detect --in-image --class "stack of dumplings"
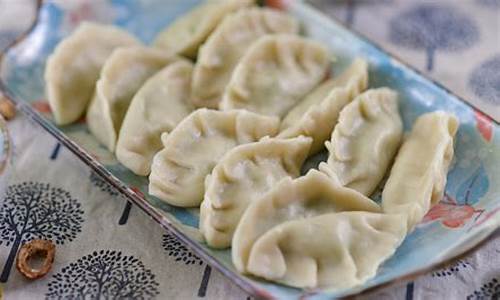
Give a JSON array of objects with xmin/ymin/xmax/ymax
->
[
  {"xmin": 45, "ymin": 22, "xmax": 140, "ymax": 125},
  {"xmin": 44, "ymin": 0, "xmax": 459, "ymax": 292},
  {"xmin": 87, "ymin": 46, "xmax": 178, "ymax": 151},
  {"xmin": 192, "ymin": 7, "xmax": 300, "ymax": 108}
]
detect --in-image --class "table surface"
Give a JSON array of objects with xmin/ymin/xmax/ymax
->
[{"xmin": 1, "ymin": 0, "xmax": 499, "ymax": 299}]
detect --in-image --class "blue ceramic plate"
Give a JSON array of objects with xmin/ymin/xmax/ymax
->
[{"xmin": 1, "ymin": 0, "xmax": 500, "ymax": 298}]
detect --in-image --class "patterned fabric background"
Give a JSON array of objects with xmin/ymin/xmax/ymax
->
[
  {"xmin": 1, "ymin": 115, "xmax": 247, "ymax": 299},
  {"xmin": 0, "ymin": 0, "xmax": 499, "ymax": 299},
  {"xmin": 311, "ymin": 0, "xmax": 500, "ymax": 123}
]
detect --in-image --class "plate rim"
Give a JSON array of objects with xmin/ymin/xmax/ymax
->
[{"xmin": 0, "ymin": 0, "xmax": 498, "ymax": 298}]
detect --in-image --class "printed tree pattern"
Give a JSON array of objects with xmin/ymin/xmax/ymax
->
[
  {"xmin": 89, "ymin": 171, "xmax": 134, "ymax": 225},
  {"xmin": 311, "ymin": 0, "xmax": 392, "ymax": 28},
  {"xmin": 118, "ymin": 201, "xmax": 133, "ymax": 225},
  {"xmin": 343, "ymin": 0, "xmax": 356, "ymax": 27},
  {"xmin": 89, "ymin": 171, "xmax": 119, "ymax": 197},
  {"xmin": 432, "ymin": 259, "xmax": 471, "ymax": 277},
  {"xmin": 390, "ymin": 4, "xmax": 478, "ymax": 71},
  {"xmin": 50, "ymin": 142, "xmax": 61, "ymax": 160},
  {"xmin": 0, "ymin": 182, "xmax": 84, "ymax": 282},
  {"xmin": 163, "ymin": 233, "xmax": 203, "ymax": 266},
  {"xmin": 477, "ymin": 0, "xmax": 500, "ymax": 7},
  {"xmin": 406, "ymin": 282, "xmax": 414, "ymax": 300},
  {"xmin": 46, "ymin": 249, "xmax": 159, "ymax": 299},
  {"xmin": 467, "ymin": 278, "xmax": 500, "ymax": 299},
  {"xmin": 338, "ymin": 0, "xmax": 393, "ymax": 27},
  {"xmin": 469, "ymin": 54, "xmax": 500, "ymax": 105},
  {"xmin": 163, "ymin": 233, "xmax": 211, "ymax": 297}
]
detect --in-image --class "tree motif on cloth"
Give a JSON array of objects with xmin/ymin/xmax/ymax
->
[
  {"xmin": 46, "ymin": 249, "xmax": 159, "ymax": 299},
  {"xmin": 0, "ymin": 182, "xmax": 84, "ymax": 282},
  {"xmin": 162, "ymin": 233, "xmax": 211, "ymax": 297},
  {"xmin": 390, "ymin": 4, "xmax": 478, "ymax": 71}
]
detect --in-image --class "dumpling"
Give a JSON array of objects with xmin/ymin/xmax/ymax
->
[
  {"xmin": 219, "ymin": 34, "xmax": 331, "ymax": 118},
  {"xmin": 247, "ymin": 212, "xmax": 407, "ymax": 289},
  {"xmin": 153, "ymin": 0, "xmax": 254, "ymax": 59},
  {"xmin": 382, "ymin": 111, "xmax": 458, "ymax": 231},
  {"xmin": 149, "ymin": 109, "xmax": 280, "ymax": 207},
  {"xmin": 278, "ymin": 58, "xmax": 368, "ymax": 154},
  {"xmin": 87, "ymin": 46, "xmax": 179, "ymax": 152},
  {"xmin": 279, "ymin": 59, "xmax": 368, "ymax": 132},
  {"xmin": 232, "ymin": 170, "xmax": 381, "ymax": 273},
  {"xmin": 200, "ymin": 136, "xmax": 312, "ymax": 249},
  {"xmin": 191, "ymin": 7, "xmax": 299, "ymax": 109},
  {"xmin": 45, "ymin": 22, "xmax": 139, "ymax": 125},
  {"xmin": 319, "ymin": 88, "xmax": 403, "ymax": 196},
  {"xmin": 116, "ymin": 59, "xmax": 194, "ymax": 176}
]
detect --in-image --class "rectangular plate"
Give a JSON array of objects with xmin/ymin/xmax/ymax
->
[{"xmin": 1, "ymin": 0, "xmax": 500, "ymax": 298}]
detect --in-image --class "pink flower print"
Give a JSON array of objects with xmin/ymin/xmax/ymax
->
[{"xmin": 422, "ymin": 195, "xmax": 484, "ymax": 229}]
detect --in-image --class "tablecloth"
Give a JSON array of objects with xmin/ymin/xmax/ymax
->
[{"xmin": 0, "ymin": 0, "xmax": 499, "ymax": 299}]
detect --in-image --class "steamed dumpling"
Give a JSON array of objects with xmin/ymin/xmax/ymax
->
[
  {"xmin": 247, "ymin": 212, "xmax": 407, "ymax": 290},
  {"xmin": 191, "ymin": 7, "xmax": 299, "ymax": 108},
  {"xmin": 200, "ymin": 136, "xmax": 312, "ymax": 249},
  {"xmin": 278, "ymin": 58, "xmax": 368, "ymax": 154},
  {"xmin": 87, "ymin": 46, "xmax": 178, "ymax": 152},
  {"xmin": 45, "ymin": 22, "xmax": 139, "ymax": 125},
  {"xmin": 219, "ymin": 34, "xmax": 331, "ymax": 118},
  {"xmin": 153, "ymin": 0, "xmax": 254, "ymax": 58},
  {"xmin": 116, "ymin": 59, "xmax": 194, "ymax": 176},
  {"xmin": 319, "ymin": 88, "xmax": 403, "ymax": 196},
  {"xmin": 382, "ymin": 111, "xmax": 458, "ymax": 231},
  {"xmin": 232, "ymin": 170, "xmax": 381, "ymax": 273},
  {"xmin": 149, "ymin": 109, "xmax": 280, "ymax": 207}
]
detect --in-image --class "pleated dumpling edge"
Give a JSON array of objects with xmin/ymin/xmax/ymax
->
[
  {"xmin": 149, "ymin": 109, "xmax": 280, "ymax": 207},
  {"xmin": 45, "ymin": 22, "xmax": 140, "ymax": 125}
]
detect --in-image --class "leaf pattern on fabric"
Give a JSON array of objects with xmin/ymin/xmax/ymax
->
[
  {"xmin": 432, "ymin": 259, "xmax": 472, "ymax": 277},
  {"xmin": 467, "ymin": 278, "xmax": 500, "ymax": 299},
  {"xmin": 309, "ymin": 0, "xmax": 393, "ymax": 28},
  {"xmin": 90, "ymin": 171, "xmax": 119, "ymax": 196},
  {"xmin": 0, "ymin": 182, "xmax": 84, "ymax": 282},
  {"xmin": 162, "ymin": 233, "xmax": 203, "ymax": 266},
  {"xmin": 46, "ymin": 249, "xmax": 159, "ymax": 299},
  {"xmin": 477, "ymin": 0, "xmax": 500, "ymax": 7},
  {"xmin": 469, "ymin": 54, "xmax": 500, "ymax": 105},
  {"xmin": 389, "ymin": 4, "xmax": 479, "ymax": 71},
  {"xmin": 89, "ymin": 171, "xmax": 136, "ymax": 225},
  {"xmin": 162, "ymin": 233, "xmax": 212, "ymax": 297}
]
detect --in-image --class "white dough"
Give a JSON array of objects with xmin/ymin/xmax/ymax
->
[
  {"xmin": 232, "ymin": 170, "xmax": 381, "ymax": 273},
  {"xmin": 153, "ymin": 0, "xmax": 254, "ymax": 58},
  {"xmin": 219, "ymin": 34, "xmax": 331, "ymax": 118},
  {"xmin": 86, "ymin": 46, "xmax": 178, "ymax": 152},
  {"xmin": 247, "ymin": 212, "xmax": 407, "ymax": 290},
  {"xmin": 45, "ymin": 22, "xmax": 139, "ymax": 125},
  {"xmin": 278, "ymin": 58, "xmax": 368, "ymax": 154},
  {"xmin": 191, "ymin": 7, "xmax": 299, "ymax": 108},
  {"xmin": 200, "ymin": 136, "xmax": 312, "ymax": 249},
  {"xmin": 149, "ymin": 109, "xmax": 280, "ymax": 207},
  {"xmin": 319, "ymin": 87, "xmax": 403, "ymax": 196},
  {"xmin": 116, "ymin": 59, "xmax": 194, "ymax": 176},
  {"xmin": 382, "ymin": 111, "xmax": 458, "ymax": 231}
]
